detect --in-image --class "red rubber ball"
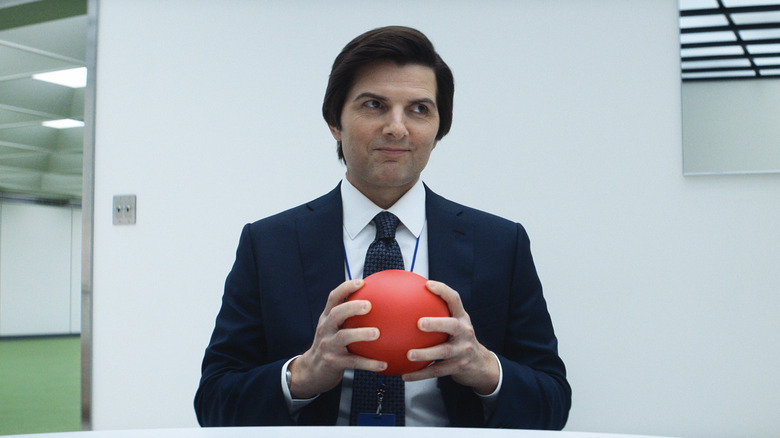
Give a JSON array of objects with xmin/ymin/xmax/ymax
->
[{"xmin": 343, "ymin": 270, "xmax": 449, "ymax": 376}]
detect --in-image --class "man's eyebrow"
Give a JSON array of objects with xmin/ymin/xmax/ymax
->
[
  {"xmin": 353, "ymin": 92, "xmax": 436, "ymax": 108},
  {"xmin": 353, "ymin": 92, "xmax": 387, "ymax": 102}
]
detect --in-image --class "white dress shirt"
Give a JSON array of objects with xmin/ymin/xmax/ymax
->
[{"xmin": 282, "ymin": 178, "xmax": 501, "ymax": 426}]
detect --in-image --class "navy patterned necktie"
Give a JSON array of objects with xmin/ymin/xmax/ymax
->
[{"xmin": 349, "ymin": 211, "xmax": 406, "ymax": 426}]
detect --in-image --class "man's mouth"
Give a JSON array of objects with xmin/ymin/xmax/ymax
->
[{"xmin": 375, "ymin": 145, "xmax": 410, "ymax": 154}]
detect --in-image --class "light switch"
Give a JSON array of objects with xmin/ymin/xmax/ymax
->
[{"xmin": 113, "ymin": 195, "xmax": 136, "ymax": 225}]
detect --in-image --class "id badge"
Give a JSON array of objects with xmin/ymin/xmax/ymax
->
[{"xmin": 357, "ymin": 413, "xmax": 396, "ymax": 426}]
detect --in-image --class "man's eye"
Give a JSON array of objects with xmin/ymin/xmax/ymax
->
[
  {"xmin": 412, "ymin": 104, "xmax": 430, "ymax": 114},
  {"xmin": 364, "ymin": 100, "xmax": 381, "ymax": 109}
]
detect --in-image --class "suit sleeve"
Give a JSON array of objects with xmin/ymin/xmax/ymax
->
[
  {"xmin": 486, "ymin": 223, "xmax": 571, "ymax": 429},
  {"xmin": 194, "ymin": 224, "xmax": 295, "ymax": 426}
]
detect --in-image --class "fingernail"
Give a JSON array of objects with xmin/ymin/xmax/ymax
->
[
  {"xmin": 354, "ymin": 279, "xmax": 363, "ymax": 287},
  {"xmin": 419, "ymin": 318, "xmax": 428, "ymax": 330},
  {"xmin": 408, "ymin": 351, "xmax": 417, "ymax": 360},
  {"xmin": 372, "ymin": 329, "xmax": 379, "ymax": 339}
]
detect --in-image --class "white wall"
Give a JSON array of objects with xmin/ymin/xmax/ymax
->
[
  {"xmin": 0, "ymin": 200, "xmax": 81, "ymax": 335},
  {"xmin": 91, "ymin": 1, "xmax": 780, "ymax": 437}
]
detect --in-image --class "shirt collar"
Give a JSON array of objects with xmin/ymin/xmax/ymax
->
[{"xmin": 341, "ymin": 178, "xmax": 426, "ymax": 240}]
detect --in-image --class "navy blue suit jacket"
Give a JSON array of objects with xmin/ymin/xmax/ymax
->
[{"xmin": 195, "ymin": 184, "xmax": 571, "ymax": 428}]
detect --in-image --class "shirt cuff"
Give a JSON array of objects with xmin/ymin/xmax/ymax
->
[
  {"xmin": 474, "ymin": 351, "xmax": 502, "ymax": 419},
  {"xmin": 281, "ymin": 356, "xmax": 319, "ymax": 416}
]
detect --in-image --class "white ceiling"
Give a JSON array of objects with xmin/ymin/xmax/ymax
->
[{"xmin": 0, "ymin": 14, "xmax": 86, "ymax": 200}]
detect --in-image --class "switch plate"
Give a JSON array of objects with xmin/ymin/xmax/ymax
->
[{"xmin": 113, "ymin": 195, "xmax": 136, "ymax": 225}]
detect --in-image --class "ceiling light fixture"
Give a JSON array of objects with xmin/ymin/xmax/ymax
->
[
  {"xmin": 32, "ymin": 67, "xmax": 87, "ymax": 88},
  {"xmin": 42, "ymin": 119, "xmax": 85, "ymax": 129}
]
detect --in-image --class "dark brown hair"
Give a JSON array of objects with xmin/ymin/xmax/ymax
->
[{"xmin": 322, "ymin": 26, "xmax": 454, "ymax": 162}]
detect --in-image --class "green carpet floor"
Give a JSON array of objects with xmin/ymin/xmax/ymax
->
[{"xmin": 0, "ymin": 336, "xmax": 81, "ymax": 436}]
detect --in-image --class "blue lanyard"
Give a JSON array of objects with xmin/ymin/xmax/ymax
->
[{"xmin": 344, "ymin": 234, "xmax": 420, "ymax": 281}]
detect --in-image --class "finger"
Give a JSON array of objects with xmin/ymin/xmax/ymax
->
[
  {"xmin": 324, "ymin": 279, "xmax": 364, "ymax": 313},
  {"xmin": 401, "ymin": 360, "xmax": 455, "ymax": 382},
  {"xmin": 344, "ymin": 354, "xmax": 388, "ymax": 374},
  {"xmin": 426, "ymin": 280, "xmax": 464, "ymax": 317},
  {"xmin": 337, "ymin": 326, "xmax": 380, "ymax": 347},
  {"xmin": 417, "ymin": 316, "xmax": 459, "ymax": 336},
  {"xmin": 328, "ymin": 299, "xmax": 372, "ymax": 328},
  {"xmin": 318, "ymin": 347, "xmax": 387, "ymax": 374},
  {"xmin": 407, "ymin": 342, "xmax": 455, "ymax": 363}
]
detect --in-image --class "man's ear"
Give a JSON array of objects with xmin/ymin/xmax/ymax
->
[{"xmin": 328, "ymin": 125, "xmax": 342, "ymax": 141}]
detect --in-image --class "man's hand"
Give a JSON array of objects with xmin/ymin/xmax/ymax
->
[
  {"xmin": 288, "ymin": 279, "xmax": 387, "ymax": 399},
  {"xmin": 402, "ymin": 280, "xmax": 500, "ymax": 395}
]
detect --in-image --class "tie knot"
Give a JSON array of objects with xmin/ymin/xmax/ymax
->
[{"xmin": 373, "ymin": 211, "xmax": 400, "ymax": 240}]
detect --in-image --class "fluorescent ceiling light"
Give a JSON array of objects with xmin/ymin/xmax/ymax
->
[
  {"xmin": 42, "ymin": 119, "xmax": 85, "ymax": 129},
  {"xmin": 747, "ymin": 43, "xmax": 780, "ymax": 54},
  {"xmin": 681, "ymin": 59, "xmax": 752, "ymax": 69},
  {"xmin": 680, "ymin": 15, "xmax": 729, "ymax": 29},
  {"xmin": 680, "ymin": 31, "xmax": 737, "ymax": 44},
  {"xmin": 723, "ymin": 0, "xmax": 780, "ymax": 7},
  {"xmin": 732, "ymin": 11, "xmax": 780, "ymax": 25},
  {"xmin": 681, "ymin": 46, "xmax": 745, "ymax": 57},
  {"xmin": 754, "ymin": 56, "xmax": 780, "ymax": 65},
  {"xmin": 679, "ymin": 0, "xmax": 719, "ymax": 11},
  {"xmin": 682, "ymin": 70, "xmax": 756, "ymax": 79},
  {"xmin": 32, "ymin": 67, "xmax": 87, "ymax": 88},
  {"xmin": 740, "ymin": 29, "xmax": 780, "ymax": 40}
]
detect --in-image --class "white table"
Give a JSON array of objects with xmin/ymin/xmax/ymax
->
[{"xmin": 9, "ymin": 427, "xmax": 677, "ymax": 438}]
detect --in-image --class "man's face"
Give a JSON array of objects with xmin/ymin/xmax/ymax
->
[{"xmin": 329, "ymin": 61, "xmax": 439, "ymax": 207}]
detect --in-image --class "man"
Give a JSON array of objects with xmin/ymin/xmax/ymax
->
[{"xmin": 195, "ymin": 26, "xmax": 571, "ymax": 429}]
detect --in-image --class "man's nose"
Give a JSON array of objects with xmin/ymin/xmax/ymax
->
[{"xmin": 382, "ymin": 108, "xmax": 408, "ymax": 139}]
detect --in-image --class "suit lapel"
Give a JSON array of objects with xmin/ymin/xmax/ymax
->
[
  {"xmin": 425, "ymin": 186, "xmax": 474, "ymax": 306},
  {"xmin": 296, "ymin": 184, "xmax": 345, "ymax": 331}
]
